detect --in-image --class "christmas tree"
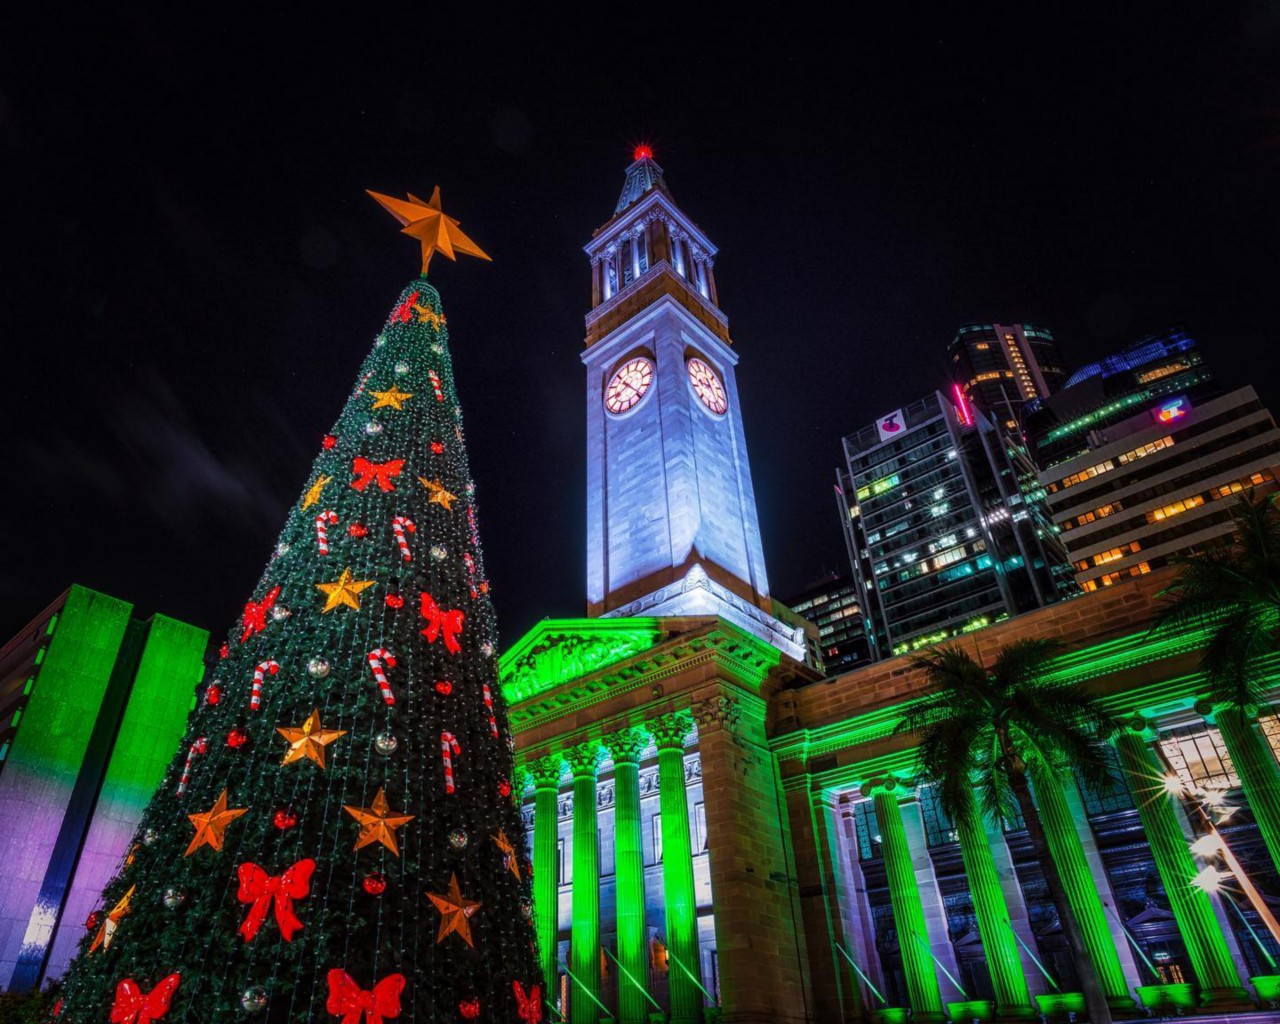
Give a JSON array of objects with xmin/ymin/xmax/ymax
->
[{"xmin": 57, "ymin": 189, "xmax": 544, "ymax": 1024}]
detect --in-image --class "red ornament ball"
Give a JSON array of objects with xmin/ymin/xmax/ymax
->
[
  {"xmin": 430, "ymin": 442, "xmax": 444, "ymax": 454},
  {"xmin": 479, "ymin": 582, "xmax": 490, "ymax": 595},
  {"xmin": 206, "ymin": 684, "xmax": 222, "ymax": 706},
  {"xmin": 322, "ymin": 434, "xmax": 337, "ymax": 449},
  {"xmin": 385, "ymin": 594, "xmax": 404, "ymax": 609},
  {"xmin": 362, "ymin": 872, "xmax": 387, "ymax": 896},
  {"xmin": 458, "ymin": 998, "xmax": 480, "ymax": 1019},
  {"xmin": 434, "ymin": 680, "xmax": 453, "ymax": 695},
  {"xmin": 219, "ymin": 643, "xmax": 230, "ymax": 660},
  {"xmin": 272, "ymin": 808, "xmax": 298, "ymax": 831},
  {"xmin": 227, "ymin": 727, "xmax": 249, "ymax": 749},
  {"xmin": 347, "ymin": 522, "xmax": 368, "ymax": 538},
  {"xmin": 497, "ymin": 779, "xmax": 512, "ymax": 798},
  {"xmin": 84, "ymin": 910, "xmax": 102, "ymax": 932}
]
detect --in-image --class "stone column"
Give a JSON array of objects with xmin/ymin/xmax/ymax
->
[
  {"xmin": 652, "ymin": 711, "xmax": 703, "ymax": 1024},
  {"xmin": 606, "ymin": 727, "xmax": 651, "ymax": 1024},
  {"xmin": 651, "ymin": 219, "xmax": 671, "ymax": 265},
  {"xmin": 863, "ymin": 779, "xmax": 944, "ymax": 1023},
  {"xmin": 1113, "ymin": 727, "xmax": 1251, "ymax": 1009},
  {"xmin": 1202, "ymin": 701, "xmax": 1280, "ymax": 875},
  {"xmin": 1030, "ymin": 766, "xmax": 1136, "ymax": 1009},
  {"xmin": 566, "ymin": 741, "xmax": 605, "ymax": 1024},
  {"xmin": 705, "ymin": 261, "xmax": 719, "ymax": 305},
  {"xmin": 530, "ymin": 755, "xmax": 565, "ymax": 1008},
  {"xmin": 898, "ymin": 799, "xmax": 963, "ymax": 996},
  {"xmin": 591, "ymin": 259, "xmax": 602, "ymax": 307},
  {"xmin": 630, "ymin": 233, "xmax": 642, "ymax": 282},
  {"xmin": 955, "ymin": 810, "xmax": 1036, "ymax": 1018}
]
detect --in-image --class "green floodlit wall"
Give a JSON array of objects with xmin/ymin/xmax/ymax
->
[
  {"xmin": 44, "ymin": 613, "xmax": 209, "ymax": 978},
  {"xmin": 0, "ymin": 586, "xmax": 133, "ymax": 987}
]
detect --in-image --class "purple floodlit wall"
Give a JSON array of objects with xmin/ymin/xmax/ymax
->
[
  {"xmin": 0, "ymin": 588, "xmax": 132, "ymax": 990},
  {"xmin": 43, "ymin": 615, "xmax": 207, "ymax": 981}
]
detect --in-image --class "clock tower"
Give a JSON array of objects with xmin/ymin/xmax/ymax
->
[{"xmin": 582, "ymin": 149, "xmax": 803, "ymax": 659}]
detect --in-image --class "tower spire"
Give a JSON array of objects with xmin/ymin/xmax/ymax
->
[{"xmin": 615, "ymin": 146, "xmax": 672, "ymax": 214}]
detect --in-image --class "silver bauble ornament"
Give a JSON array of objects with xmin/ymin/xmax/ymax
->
[
  {"xmin": 241, "ymin": 987, "xmax": 268, "ymax": 1014},
  {"xmin": 394, "ymin": 361, "xmax": 410, "ymax": 375},
  {"xmin": 307, "ymin": 657, "xmax": 331, "ymax": 679},
  {"xmin": 373, "ymin": 731, "xmax": 399, "ymax": 757},
  {"xmin": 430, "ymin": 544, "xmax": 447, "ymax": 561},
  {"xmin": 275, "ymin": 542, "xmax": 290, "ymax": 557},
  {"xmin": 162, "ymin": 886, "xmax": 186, "ymax": 909},
  {"xmin": 431, "ymin": 342, "xmax": 444, "ymax": 355},
  {"xmin": 141, "ymin": 828, "xmax": 159, "ymax": 847},
  {"xmin": 448, "ymin": 828, "xmax": 468, "ymax": 850},
  {"xmin": 270, "ymin": 605, "xmax": 291, "ymax": 622},
  {"xmin": 480, "ymin": 641, "xmax": 495, "ymax": 657},
  {"xmin": 364, "ymin": 421, "xmax": 382, "ymax": 436},
  {"xmin": 375, "ymin": 333, "xmax": 387, "ymax": 348},
  {"xmin": 519, "ymin": 897, "xmax": 533, "ymax": 920}
]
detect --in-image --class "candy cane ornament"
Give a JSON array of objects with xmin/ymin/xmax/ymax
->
[
  {"xmin": 391, "ymin": 516, "xmax": 416, "ymax": 562},
  {"xmin": 366, "ymin": 649, "xmax": 397, "ymax": 706},
  {"xmin": 428, "ymin": 370, "xmax": 444, "ymax": 402},
  {"xmin": 249, "ymin": 660, "xmax": 281, "ymax": 712},
  {"xmin": 441, "ymin": 731, "xmax": 461, "ymax": 794},
  {"xmin": 177, "ymin": 737, "xmax": 208, "ymax": 796},
  {"xmin": 463, "ymin": 552, "xmax": 478, "ymax": 599},
  {"xmin": 482, "ymin": 683, "xmax": 499, "ymax": 739},
  {"xmin": 315, "ymin": 510, "xmax": 339, "ymax": 555}
]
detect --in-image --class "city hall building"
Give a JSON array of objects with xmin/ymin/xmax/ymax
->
[{"xmin": 503, "ymin": 153, "xmax": 1280, "ymax": 1023}]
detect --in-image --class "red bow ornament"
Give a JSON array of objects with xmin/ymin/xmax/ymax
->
[
  {"xmin": 351, "ymin": 458, "xmax": 404, "ymax": 493},
  {"xmin": 236, "ymin": 858, "xmax": 315, "ymax": 942},
  {"xmin": 420, "ymin": 592, "xmax": 464, "ymax": 654},
  {"xmin": 513, "ymin": 981, "xmax": 542, "ymax": 1024},
  {"xmin": 240, "ymin": 585, "xmax": 281, "ymax": 643},
  {"xmin": 110, "ymin": 974, "xmax": 180, "ymax": 1024},
  {"xmin": 326, "ymin": 970, "xmax": 406, "ymax": 1024}
]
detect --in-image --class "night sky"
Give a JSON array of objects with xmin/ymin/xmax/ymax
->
[{"xmin": 3, "ymin": 9, "xmax": 1278, "ymax": 649}]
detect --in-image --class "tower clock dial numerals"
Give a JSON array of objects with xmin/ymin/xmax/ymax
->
[
  {"xmin": 604, "ymin": 357, "xmax": 654, "ymax": 414},
  {"xmin": 686, "ymin": 358, "xmax": 727, "ymax": 415}
]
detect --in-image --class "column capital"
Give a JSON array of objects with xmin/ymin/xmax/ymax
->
[
  {"xmin": 650, "ymin": 709, "xmax": 694, "ymax": 751},
  {"xmin": 691, "ymin": 694, "xmax": 741, "ymax": 737},
  {"xmin": 512, "ymin": 764, "xmax": 532, "ymax": 799},
  {"xmin": 529, "ymin": 754, "xmax": 566, "ymax": 790},
  {"xmin": 604, "ymin": 726, "xmax": 649, "ymax": 766},
  {"xmin": 1195, "ymin": 697, "xmax": 1262, "ymax": 721},
  {"xmin": 860, "ymin": 776, "xmax": 903, "ymax": 800},
  {"xmin": 565, "ymin": 740, "xmax": 606, "ymax": 778}
]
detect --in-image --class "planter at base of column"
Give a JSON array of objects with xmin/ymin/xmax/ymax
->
[
  {"xmin": 1135, "ymin": 982, "xmax": 1197, "ymax": 1013},
  {"xmin": 1034, "ymin": 991, "xmax": 1085, "ymax": 1020},
  {"xmin": 1252, "ymin": 974, "xmax": 1280, "ymax": 1005},
  {"xmin": 871, "ymin": 1007, "xmax": 910, "ymax": 1024},
  {"xmin": 946, "ymin": 998, "xmax": 996, "ymax": 1023},
  {"xmin": 1198, "ymin": 985, "xmax": 1258, "ymax": 1012}
]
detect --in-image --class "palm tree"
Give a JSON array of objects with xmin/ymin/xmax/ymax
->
[
  {"xmin": 1156, "ymin": 490, "xmax": 1280, "ymax": 874},
  {"xmin": 898, "ymin": 638, "xmax": 1119, "ymax": 1024}
]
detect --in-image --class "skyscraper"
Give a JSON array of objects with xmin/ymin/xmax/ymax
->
[
  {"xmin": 836, "ymin": 393, "xmax": 1071, "ymax": 658},
  {"xmin": 949, "ymin": 323, "xmax": 1067, "ymax": 427},
  {"xmin": 782, "ymin": 573, "xmax": 871, "ymax": 672}
]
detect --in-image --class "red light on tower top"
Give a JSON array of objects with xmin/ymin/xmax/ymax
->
[{"xmin": 633, "ymin": 144, "xmax": 653, "ymax": 162}]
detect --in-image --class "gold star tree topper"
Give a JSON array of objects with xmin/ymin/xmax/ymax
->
[
  {"xmin": 185, "ymin": 789, "xmax": 248, "ymax": 856},
  {"xmin": 316, "ymin": 567, "xmax": 374, "ymax": 613},
  {"xmin": 370, "ymin": 385, "xmax": 413, "ymax": 410},
  {"xmin": 89, "ymin": 885, "xmax": 135, "ymax": 953},
  {"xmin": 427, "ymin": 873, "xmax": 482, "ymax": 947},
  {"xmin": 367, "ymin": 187, "xmax": 491, "ymax": 275},
  {"xmin": 278, "ymin": 709, "xmax": 347, "ymax": 768},
  {"xmin": 344, "ymin": 788, "xmax": 415, "ymax": 857}
]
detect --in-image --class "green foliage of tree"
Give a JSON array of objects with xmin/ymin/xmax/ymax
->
[{"xmin": 898, "ymin": 639, "xmax": 1119, "ymax": 1024}]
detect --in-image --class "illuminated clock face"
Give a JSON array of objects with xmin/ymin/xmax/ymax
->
[
  {"xmin": 687, "ymin": 358, "xmax": 727, "ymax": 415},
  {"xmin": 604, "ymin": 357, "xmax": 654, "ymax": 414}
]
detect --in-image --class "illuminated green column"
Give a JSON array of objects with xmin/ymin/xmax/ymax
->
[
  {"xmin": 863, "ymin": 779, "xmax": 944, "ymax": 1023},
  {"xmin": 566, "ymin": 742, "xmax": 605, "ymax": 1024},
  {"xmin": 531, "ymin": 754, "xmax": 566, "ymax": 1009},
  {"xmin": 954, "ymin": 810, "xmax": 1036, "ymax": 1018},
  {"xmin": 1204, "ymin": 702, "xmax": 1280, "ymax": 875},
  {"xmin": 1030, "ymin": 766, "xmax": 1136, "ymax": 1009},
  {"xmin": 606, "ymin": 728, "xmax": 651, "ymax": 1024},
  {"xmin": 1114, "ymin": 727, "xmax": 1251, "ymax": 1009},
  {"xmin": 652, "ymin": 711, "xmax": 702, "ymax": 1024}
]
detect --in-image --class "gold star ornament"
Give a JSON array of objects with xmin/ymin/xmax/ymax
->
[
  {"xmin": 185, "ymin": 789, "xmax": 248, "ymax": 856},
  {"xmin": 493, "ymin": 830, "xmax": 521, "ymax": 881},
  {"xmin": 278, "ymin": 709, "xmax": 347, "ymax": 768},
  {"xmin": 367, "ymin": 187, "xmax": 492, "ymax": 275},
  {"xmin": 316, "ymin": 567, "xmax": 374, "ymax": 612},
  {"xmin": 89, "ymin": 885, "xmax": 135, "ymax": 954},
  {"xmin": 370, "ymin": 385, "xmax": 413, "ymax": 410},
  {"xmin": 418, "ymin": 477, "xmax": 457, "ymax": 511},
  {"xmin": 344, "ymin": 788, "xmax": 415, "ymax": 857},
  {"xmin": 427, "ymin": 873, "xmax": 482, "ymax": 947},
  {"xmin": 302, "ymin": 474, "xmax": 332, "ymax": 510}
]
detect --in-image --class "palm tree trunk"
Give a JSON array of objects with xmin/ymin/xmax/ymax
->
[{"xmin": 1004, "ymin": 755, "xmax": 1113, "ymax": 1024}]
